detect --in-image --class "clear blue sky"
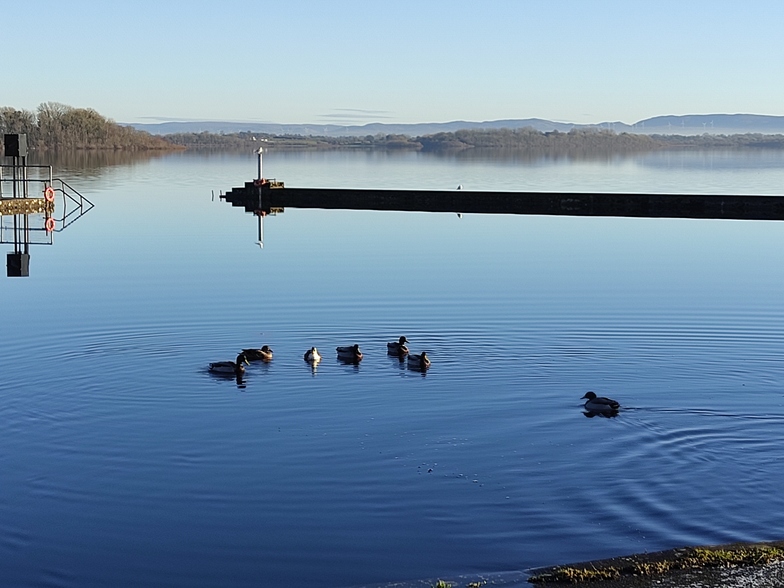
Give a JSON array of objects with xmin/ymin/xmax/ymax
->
[{"xmin": 4, "ymin": 0, "xmax": 783, "ymax": 125}]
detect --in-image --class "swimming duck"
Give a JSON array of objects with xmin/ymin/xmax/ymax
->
[
  {"xmin": 241, "ymin": 345, "xmax": 273, "ymax": 361},
  {"xmin": 407, "ymin": 351, "xmax": 431, "ymax": 370},
  {"xmin": 209, "ymin": 352, "xmax": 249, "ymax": 375},
  {"xmin": 581, "ymin": 391, "xmax": 620, "ymax": 412},
  {"xmin": 387, "ymin": 336, "xmax": 409, "ymax": 355},
  {"xmin": 336, "ymin": 344, "xmax": 363, "ymax": 362},
  {"xmin": 304, "ymin": 347, "xmax": 322, "ymax": 363}
]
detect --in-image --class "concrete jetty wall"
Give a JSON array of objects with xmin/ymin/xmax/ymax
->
[{"xmin": 222, "ymin": 182, "xmax": 784, "ymax": 221}]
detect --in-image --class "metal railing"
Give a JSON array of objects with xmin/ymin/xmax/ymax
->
[
  {"xmin": 0, "ymin": 163, "xmax": 53, "ymax": 199},
  {"xmin": 52, "ymin": 178, "xmax": 94, "ymax": 231},
  {"xmin": 0, "ymin": 163, "xmax": 94, "ymax": 242}
]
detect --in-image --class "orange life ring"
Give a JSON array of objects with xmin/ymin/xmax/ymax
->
[
  {"xmin": 44, "ymin": 186, "xmax": 55, "ymax": 202},
  {"xmin": 45, "ymin": 217, "xmax": 55, "ymax": 232}
]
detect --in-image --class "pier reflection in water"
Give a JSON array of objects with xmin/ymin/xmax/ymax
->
[
  {"xmin": 221, "ymin": 176, "xmax": 784, "ymax": 248},
  {"xmin": 1, "ymin": 134, "xmax": 94, "ymax": 277}
]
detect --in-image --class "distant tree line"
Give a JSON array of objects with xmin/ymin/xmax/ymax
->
[
  {"xmin": 417, "ymin": 128, "xmax": 661, "ymax": 151},
  {"xmin": 415, "ymin": 128, "xmax": 784, "ymax": 151},
  {"xmin": 653, "ymin": 133, "xmax": 784, "ymax": 149},
  {"xmin": 162, "ymin": 131, "xmax": 419, "ymax": 150},
  {"xmin": 0, "ymin": 103, "xmax": 178, "ymax": 151},
  {"xmin": 164, "ymin": 127, "xmax": 784, "ymax": 152}
]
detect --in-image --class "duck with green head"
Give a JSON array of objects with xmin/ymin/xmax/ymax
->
[
  {"xmin": 209, "ymin": 352, "xmax": 250, "ymax": 375},
  {"xmin": 387, "ymin": 336, "xmax": 409, "ymax": 356}
]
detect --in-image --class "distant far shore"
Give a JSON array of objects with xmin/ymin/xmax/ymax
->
[
  {"xmin": 3, "ymin": 103, "xmax": 784, "ymax": 154},
  {"xmin": 162, "ymin": 127, "xmax": 784, "ymax": 153}
]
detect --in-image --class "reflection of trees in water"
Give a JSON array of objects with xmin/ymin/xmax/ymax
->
[
  {"xmin": 26, "ymin": 150, "xmax": 170, "ymax": 180},
  {"xmin": 425, "ymin": 147, "xmax": 634, "ymax": 164},
  {"xmin": 425, "ymin": 146, "xmax": 784, "ymax": 168},
  {"xmin": 634, "ymin": 149, "xmax": 784, "ymax": 171}
]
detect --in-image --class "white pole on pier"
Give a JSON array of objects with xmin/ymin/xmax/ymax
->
[{"xmin": 257, "ymin": 147, "xmax": 263, "ymax": 180}]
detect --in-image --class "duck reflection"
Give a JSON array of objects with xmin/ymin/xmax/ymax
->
[
  {"xmin": 583, "ymin": 409, "xmax": 618, "ymax": 418},
  {"xmin": 207, "ymin": 367, "xmax": 247, "ymax": 389},
  {"xmin": 388, "ymin": 351, "xmax": 407, "ymax": 371}
]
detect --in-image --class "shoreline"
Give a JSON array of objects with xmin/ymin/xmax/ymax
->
[{"xmin": 527, "ymin": 540, "xmax": 784, "ymax": 587}]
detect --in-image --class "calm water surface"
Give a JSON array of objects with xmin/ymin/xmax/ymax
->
[{"xmin": 3, "ymin": 149, "xmax": 784, "ymax": 587}]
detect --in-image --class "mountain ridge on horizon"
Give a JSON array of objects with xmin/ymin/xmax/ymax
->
[{"xmin": 127, "ymin": 113, "xmax": 784, "ymax": 137}]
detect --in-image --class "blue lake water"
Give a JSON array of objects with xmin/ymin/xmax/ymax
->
[{"xmin": 3, "ymin": 148, "xmax": 784, "ymax": 587}]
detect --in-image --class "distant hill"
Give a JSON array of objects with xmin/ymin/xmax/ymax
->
[
  {"xmin": 128, "ymin": 118, "xmax": 584, "ymax": 137},
  {"xmin": 127, "ymin": 114, "xmax": 784, "ymax": 137},
  {"xmin": 631, "ymin": 114, "xmax": 784, "ymax": 135}
]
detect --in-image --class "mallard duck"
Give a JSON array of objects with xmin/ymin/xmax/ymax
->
[
  {"xmin": 209, "ymin": 352, "xmax": 249, "ymax": 375},
  {"xmin": 304, "ymin": 347, "xmax": 321, "ymax": 363},
  {"xmin": 242, "ymin": 345, "xmax": 273, "ymax": 361},
  {"xmin": 407, "ymin": 351, "xmax": 431, "ymax": 370},
  {"xmin": 581, "ymin": 391, "xmax": 620, "ymax": 412},
  {"xmin": 387, "ymin": 336, "xmax": 409, "ymax": 355},
  {"xmin": 336, "ymin": 344, "xmax": 363, "ymax": 362}
]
